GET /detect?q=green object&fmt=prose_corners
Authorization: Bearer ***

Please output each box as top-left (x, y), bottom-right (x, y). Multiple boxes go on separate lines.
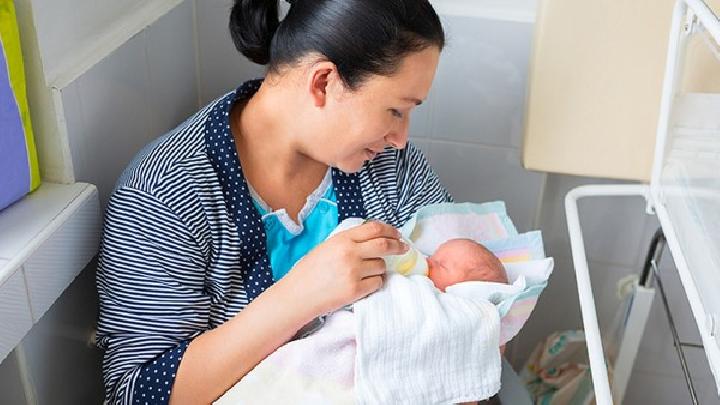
top-left (0, 0), bottom-right (41, 211)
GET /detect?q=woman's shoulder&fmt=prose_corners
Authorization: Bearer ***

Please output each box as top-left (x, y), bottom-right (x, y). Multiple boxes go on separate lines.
top-left (359, 141), bottom-right (451, 226)
top-left (114, 94), bottom-right (233, 195)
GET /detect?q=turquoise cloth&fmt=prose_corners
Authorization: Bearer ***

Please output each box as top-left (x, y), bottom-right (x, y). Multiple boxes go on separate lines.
top-left (252, 182), bottom-right (339, 281)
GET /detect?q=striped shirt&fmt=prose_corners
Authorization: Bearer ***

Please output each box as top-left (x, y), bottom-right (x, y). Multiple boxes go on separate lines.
top-left (96, 79), bottom-right (452, 404)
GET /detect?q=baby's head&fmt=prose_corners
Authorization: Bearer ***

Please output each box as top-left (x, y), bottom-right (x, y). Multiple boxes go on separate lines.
top-left (427, 239), bottom-right (507, 292)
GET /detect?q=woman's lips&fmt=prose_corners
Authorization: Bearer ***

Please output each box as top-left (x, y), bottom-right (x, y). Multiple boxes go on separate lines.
top-left (365, 148), bottom-right (379, 160)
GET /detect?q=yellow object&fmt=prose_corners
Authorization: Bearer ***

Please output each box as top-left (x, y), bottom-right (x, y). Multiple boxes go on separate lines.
top-left (0, 0), bottom-right (40, 190)
top-left (385, 241), bottom-right (429, 276)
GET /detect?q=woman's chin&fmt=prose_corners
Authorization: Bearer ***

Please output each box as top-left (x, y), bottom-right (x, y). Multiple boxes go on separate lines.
top-left (334, 158), bottom-right (368, 174)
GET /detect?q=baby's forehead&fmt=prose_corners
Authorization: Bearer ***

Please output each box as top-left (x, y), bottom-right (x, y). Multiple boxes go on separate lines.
top-left (439, 239), bottom-right (500, 267)
top-left (438, 239), bottom-right (492, 258)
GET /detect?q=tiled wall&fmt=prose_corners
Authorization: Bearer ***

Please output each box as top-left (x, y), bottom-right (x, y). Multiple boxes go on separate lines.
top-left (413, 15), bottom-right (545, 234)
top-left (195, 0), bottom-right (264, 105)
top-left (28, 0), bottom-right (147, 81)
top-left (62, 0), bottom-right (200, 206)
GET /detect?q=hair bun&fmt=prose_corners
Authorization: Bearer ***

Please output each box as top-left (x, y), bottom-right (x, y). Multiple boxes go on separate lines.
top-left (229, 0), bottom-right (280, 65)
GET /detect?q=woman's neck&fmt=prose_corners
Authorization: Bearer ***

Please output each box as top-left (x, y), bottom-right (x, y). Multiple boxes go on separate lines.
top-left (231, 81), bottom-right (328, 217)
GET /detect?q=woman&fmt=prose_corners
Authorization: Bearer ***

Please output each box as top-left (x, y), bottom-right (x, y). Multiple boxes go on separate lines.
top-left (97, 0), bottom-right (451, 403)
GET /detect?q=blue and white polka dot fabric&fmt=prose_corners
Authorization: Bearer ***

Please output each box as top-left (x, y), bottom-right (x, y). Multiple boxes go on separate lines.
top-left (134, 342), bottom-right (188, 404)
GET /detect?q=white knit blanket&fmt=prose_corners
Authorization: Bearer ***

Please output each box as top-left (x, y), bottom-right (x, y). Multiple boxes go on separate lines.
top-left (216, 274), bottom-right (501, 404)
top-left (353, 274), bottom-right (501, 404)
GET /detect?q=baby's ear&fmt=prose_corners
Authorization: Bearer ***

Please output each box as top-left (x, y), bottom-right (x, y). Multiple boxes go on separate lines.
top-left (426, 257), bottom-right (438, 277)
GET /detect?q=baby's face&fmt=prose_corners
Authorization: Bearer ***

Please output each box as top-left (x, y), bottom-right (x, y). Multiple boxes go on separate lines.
top-left (427, 239), bottom-right (507, 292)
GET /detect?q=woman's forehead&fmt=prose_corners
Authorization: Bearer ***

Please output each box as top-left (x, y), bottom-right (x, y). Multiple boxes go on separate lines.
top-left (358, 48), bottom-right (440, 100)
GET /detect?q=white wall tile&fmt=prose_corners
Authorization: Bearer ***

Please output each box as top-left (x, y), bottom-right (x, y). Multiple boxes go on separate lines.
top-left (19, 264), bottom-right (104, 404)
top-left (0, 270), bottom-right (33, 364)
top-left (64, 1), bottom-right (204, 206)
top-left (146, 0), bottom-right (200, 136)
top-left (66, 32), bottom-right (152, 206)
top-left (23, 191), bottom-right (100, 322)
top-left (431, 15), bottom-right (532, 148)
top-left (195, 0), bottom-right (264, 104)
top-left (60, 80), bottom-right (85, 183)
top-left (0, 351), bottom-right (26, 404)
top-left (30, 0), bottom-right (146, 81)
top-left (409, 96), bottom-right (436, 140)
top-left (429, 142), bottom-right (544, 232)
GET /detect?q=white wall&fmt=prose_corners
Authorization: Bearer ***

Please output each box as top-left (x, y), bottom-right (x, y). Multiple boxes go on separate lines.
top-left (62, 0), bottom-right (199, 206)
top-left (195, 0), bottom-right (265, 104)
top-left (0, 264), bottom-right (104, 404)
top-left (30, 0), bottom-right (144, 77)
top-left (413, 15), bottom-right (544, 233)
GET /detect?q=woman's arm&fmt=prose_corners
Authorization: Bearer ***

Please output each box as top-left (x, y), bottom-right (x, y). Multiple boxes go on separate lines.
top-left (169, 221), bottom-right (407, 404)
top-left (169, 278), bottom-right (314, 404)
top-left (97, 186), bottom-right (212, 405)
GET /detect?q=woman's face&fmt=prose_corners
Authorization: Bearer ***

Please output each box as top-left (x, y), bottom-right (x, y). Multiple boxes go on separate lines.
top-left (309, 47), bottom-right (441, 173)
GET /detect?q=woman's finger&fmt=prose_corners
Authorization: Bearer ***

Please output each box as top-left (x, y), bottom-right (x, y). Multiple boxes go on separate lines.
top-left (357, 237), bottom-right (408, 259)
top-left (346, 220), bottom-right (400, 242)
top-left (358, 258), bottom-right (387, 278)
top-left (356, 274), bottom-right (385, 298)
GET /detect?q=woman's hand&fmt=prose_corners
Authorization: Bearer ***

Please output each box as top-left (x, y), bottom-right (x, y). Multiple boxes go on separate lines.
top-left (283, 221), bottom-right (408, 317)
top-left (172, 222), bottom-right (405, 404)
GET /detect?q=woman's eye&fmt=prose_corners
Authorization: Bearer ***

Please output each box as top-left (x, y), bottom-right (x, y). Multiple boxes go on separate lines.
top-left (390, 109), bottom-right (404, 118)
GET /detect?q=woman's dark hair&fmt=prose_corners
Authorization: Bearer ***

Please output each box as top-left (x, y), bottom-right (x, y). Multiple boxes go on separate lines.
top-left (229, 0), bottom-right (445, 89)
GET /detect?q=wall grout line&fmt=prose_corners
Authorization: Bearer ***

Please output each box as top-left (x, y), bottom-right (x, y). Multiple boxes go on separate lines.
top-left (411, 136), bottom-right (520, 152)
top-left (191, 0), bottom-right (203, 109)
top-left (531, 172), bottom-right (548, 230)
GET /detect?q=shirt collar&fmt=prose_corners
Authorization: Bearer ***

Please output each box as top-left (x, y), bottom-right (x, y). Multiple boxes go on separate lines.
top-left (203, 78), bottom-right (368, 300)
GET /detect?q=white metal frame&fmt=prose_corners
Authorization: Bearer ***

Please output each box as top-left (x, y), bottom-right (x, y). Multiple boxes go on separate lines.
top-left (565, 1), bottom-right (720, 403)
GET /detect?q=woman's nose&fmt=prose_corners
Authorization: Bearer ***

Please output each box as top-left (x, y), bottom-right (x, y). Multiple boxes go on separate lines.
top-left (386, 117), bottom-right (410, 149)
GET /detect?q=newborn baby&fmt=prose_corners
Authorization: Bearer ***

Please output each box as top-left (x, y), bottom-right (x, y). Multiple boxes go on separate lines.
top-left (292, 238), bottom-right (507, 340)
top-left (427, 239), bottom-right (508, 292)
top-left (386, 237), bottom-right (508, 291)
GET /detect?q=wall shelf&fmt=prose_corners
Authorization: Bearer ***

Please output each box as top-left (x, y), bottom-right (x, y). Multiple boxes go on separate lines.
top-left (0, 182), bottom-right (100, 363)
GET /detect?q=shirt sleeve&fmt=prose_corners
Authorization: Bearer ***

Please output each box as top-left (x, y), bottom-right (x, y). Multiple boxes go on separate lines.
top-left (97, 186), bottom-right (210, 404)
top-left (395, 142), bottom-right (453, 224)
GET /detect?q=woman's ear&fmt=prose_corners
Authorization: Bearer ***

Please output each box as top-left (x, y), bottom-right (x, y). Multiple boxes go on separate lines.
top-left (307, 61), bottom-right (342, 108)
